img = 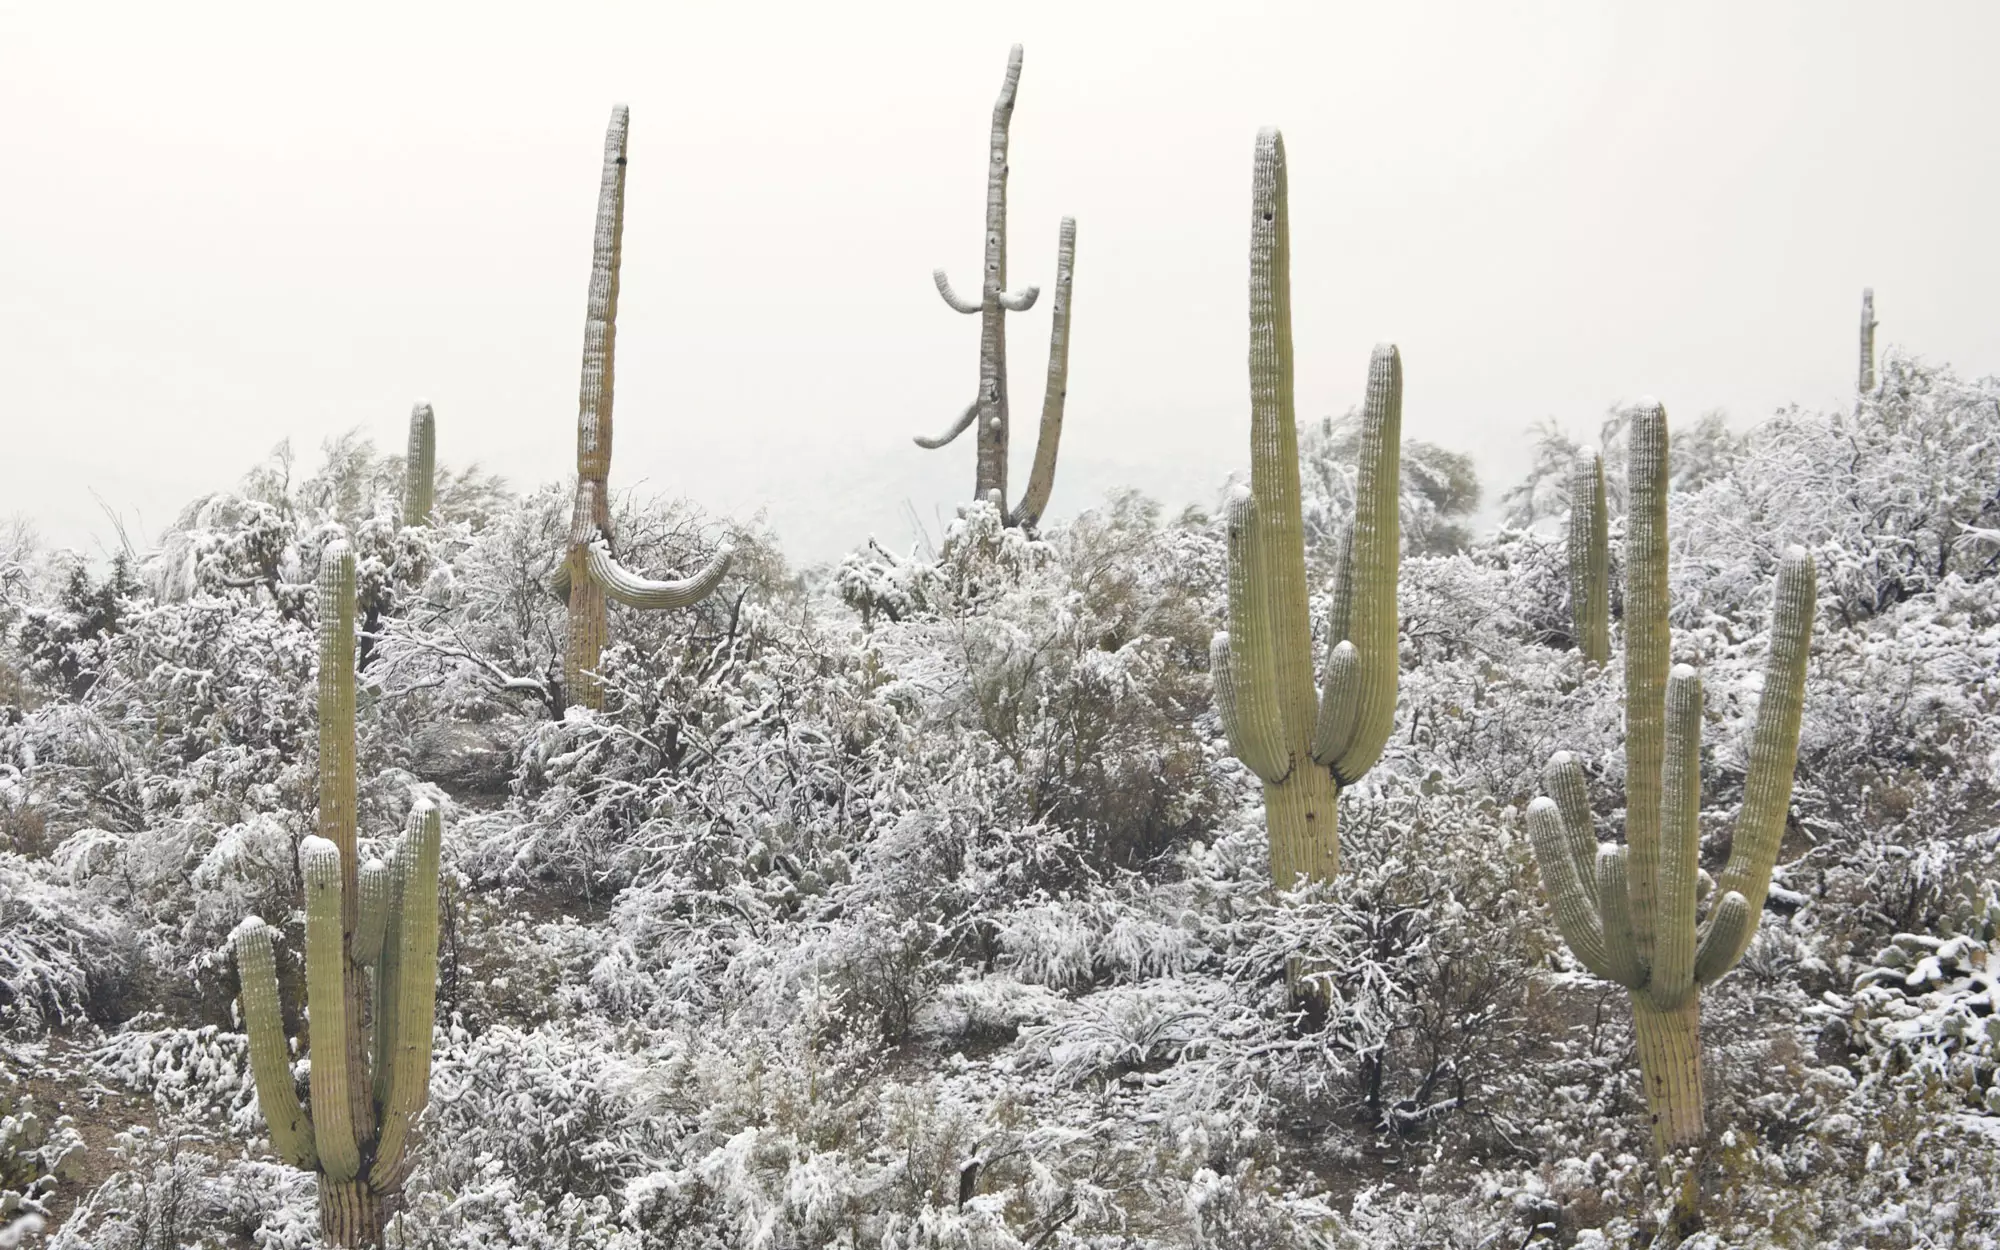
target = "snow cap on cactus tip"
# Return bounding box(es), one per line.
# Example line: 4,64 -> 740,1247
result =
1527,796 -> 1560,816
1784,544 -> 1808,562
300,834 -> 339,880
1670,662 -> 1697,681
230,914 -> 271,944
1549,750 -> 1574,767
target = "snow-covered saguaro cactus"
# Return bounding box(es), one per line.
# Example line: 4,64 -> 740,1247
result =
915,45 -> 1078,530
402,402 -> 435,528
1568,448 -> 1610,664
1859,287 -> 1878,396
1527,401 -> 1817,1154
1210,128 -> 1403,890
232,542 -> 444,1246
561,105 -> 733,710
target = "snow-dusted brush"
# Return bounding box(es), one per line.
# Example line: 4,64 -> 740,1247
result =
1210,128 -> 1403,891
231,541 -> 443,1247
554,106 -> 734,711
914,44 -> 1077,531
1527,401 -> 1818,1155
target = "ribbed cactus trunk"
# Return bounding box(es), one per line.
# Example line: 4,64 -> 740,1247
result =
1211,129 -> 1402,890
233,540 -> 446,1248
1526,400 -> 1817,1156
558,107 -> 732,712
403,403 -> 435,528
915,45 -> 1077,529
1568,450 -> 1610,665
1859,287 -> 1877,396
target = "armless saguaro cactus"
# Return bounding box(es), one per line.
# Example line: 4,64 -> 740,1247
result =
1859,287 -> 1878,396
402,403 -> 435,527
1568,449 -> 1610,664
1210,129 -> 1403,889
914,45 -> 1078,529
233,541 -> 444,1246
561,106 -> 733,711
1528,402 -> 1816,1154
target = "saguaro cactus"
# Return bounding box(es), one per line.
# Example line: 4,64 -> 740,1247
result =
1859,287 -> 1878,396
1528,402 -> 1816,1153
561,106 -> 733,711
233,541 -> 444,1246
914,45 -> 1077,529
403,402 -> 435,527
1568,449 -> 1610,664
1210,129 -> 1403,889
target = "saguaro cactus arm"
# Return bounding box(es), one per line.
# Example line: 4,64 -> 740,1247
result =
370,802 -> 442,1188
1651,665 -> 1704,1010
1009,216 -> 1076,530
997,285 -> 1040,312
915,401 -> 979,450
934,269 -> 981,315
232,917 -> 317,1170
585,536 -> 734,610
300,837 -> 360,1182
403,403 -> 436,527
1216,493 -> 1290,785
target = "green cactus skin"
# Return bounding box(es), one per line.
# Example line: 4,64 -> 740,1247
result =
1568,450 -> 1610,664
231,917 -> 316,1170
562,106 -> 733,712
1859,287 -> 1877,395
403,402 -> 435,527
915,46 -> 1077,529
231,537 -> 449,1246
1210,128 -> 1403,890
1526,400 -> 1818,1154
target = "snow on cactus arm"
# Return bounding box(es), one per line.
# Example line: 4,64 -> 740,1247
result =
300,836 -> 360,1182
370,801 -> 442,1189
231,916 -> 316,1170
585,536 -> 734,611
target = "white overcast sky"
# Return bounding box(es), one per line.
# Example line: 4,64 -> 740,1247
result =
4,1 -> 1996,566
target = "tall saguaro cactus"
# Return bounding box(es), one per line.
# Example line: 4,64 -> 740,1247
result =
1568,449 -> 1610,664
561,106 -> 733,711
402,402 -> 435,527
233,541 -> 444,1246
1528,402 -> 1817,1153
914,45 -> 1078,529
1859,287 -> 1878,396
1210,129 -> 1403,889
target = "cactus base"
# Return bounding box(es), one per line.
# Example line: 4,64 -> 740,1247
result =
1633,994 -> 1705,1153
319,1178 -> 388,1248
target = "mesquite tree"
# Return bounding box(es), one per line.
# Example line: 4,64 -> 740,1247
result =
914,44 -> 1077,529
232,541 -> 443,1246
560,106 -> 733,711
1527,401 -> 1817,1153
1210,128 -> 1403,890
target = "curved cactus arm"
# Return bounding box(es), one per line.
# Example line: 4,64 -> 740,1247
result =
1009,217 -> 1076,529
404,402 -> 436,527
1709,547 -> 1817,972
1308,641 -> 1360,767
1327,345 -> 1403,785
585,537 -> 733,611
1568,449 -> 1610,664
1650,665 -> 1704,1009
1218,491 -> 1291,783
1543,752 -> 1600,908
934,269 -> 981,315
1623,401 -> 1671,970
1693,890 -> 1752,986
997,285 -> 1040,312
353,858 -> 391,969
370,802 -> 442,1189
1527,798 -> 1617,980
1596,845 -> 1646,989
232,917 -> 317,1171
300,837 -> 360,1182
548,561 -> 573,604
916,401 -> 980,450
